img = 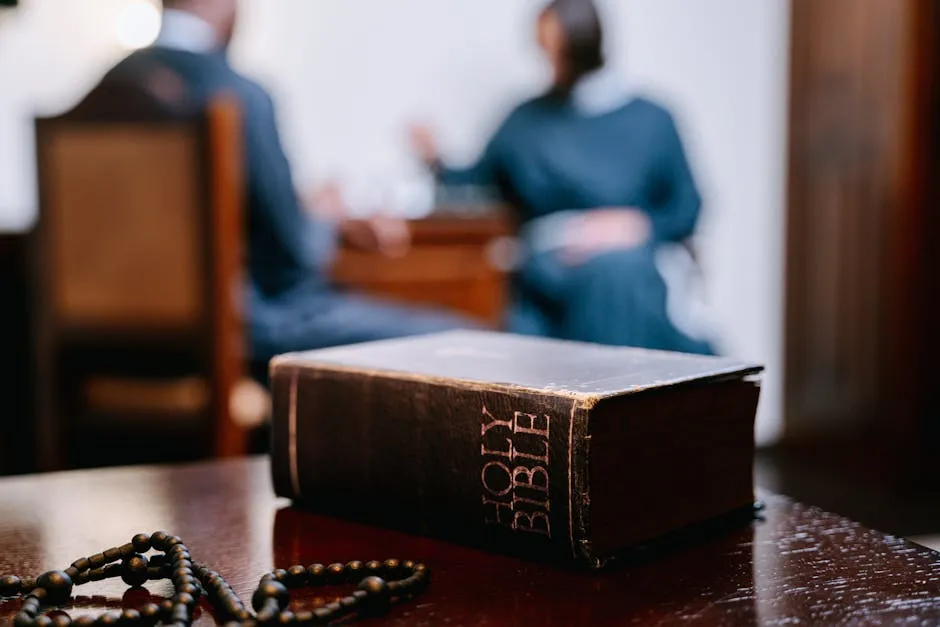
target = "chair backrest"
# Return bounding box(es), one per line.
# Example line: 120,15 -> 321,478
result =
38,117 -> 209,332
33,67 -> 248,461
36,75 -> 242,334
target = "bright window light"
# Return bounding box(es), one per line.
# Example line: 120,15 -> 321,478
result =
115,0 -> 161,50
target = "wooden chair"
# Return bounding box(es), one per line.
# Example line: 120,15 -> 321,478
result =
33,70 -> 260,471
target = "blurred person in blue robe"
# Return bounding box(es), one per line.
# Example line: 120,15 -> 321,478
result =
412,0 -> 714,354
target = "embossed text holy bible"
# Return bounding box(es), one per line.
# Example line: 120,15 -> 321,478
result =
270,331 -> 763,568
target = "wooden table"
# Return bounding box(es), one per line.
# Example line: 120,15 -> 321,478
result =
332,214 -> 513,328
1,457 -> 939,625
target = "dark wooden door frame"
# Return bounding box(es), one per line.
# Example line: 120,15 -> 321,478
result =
783,0 -> 939,488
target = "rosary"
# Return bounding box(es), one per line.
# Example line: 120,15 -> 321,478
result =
0,531 -> 429,626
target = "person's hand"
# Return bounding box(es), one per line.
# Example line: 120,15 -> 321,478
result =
340,215 -> 412,258
302,181 -> 346,220
409,123 -> 440,168
302,181 -> 411,257
561,208 -> 651,265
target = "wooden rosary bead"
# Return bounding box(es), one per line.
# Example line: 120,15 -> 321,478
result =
251,581 -> 289,612
87,554 -> 106,569
172,570 -> 195,586
17,602 -> 38,621
50,615 -> 71,627
325,564 -> 345,585
120,609 -> 140,623
0,574 -> 22,596
96,611 -> 121,627
120,555 -> 149,588
149,532 -> 169,549
285,566 -> 305,587
255,598 -> 280,624
382,559 -> 401,578
36,570 -> 73,605
138,603 -> 160,622
178,582 -> 201,598
414,563 -> 429,577
102,548 -> 122,562
304,565 -> 325,585
131,534 -> 151,553
175,592 -> 197,609
169,547 -> 189,559
343,561 -> 364,583
227,605 -> 250,621
270,569 -> 288,583
363,561 -> 382,575
170,604 -> 190,623
71,616 -> 95,627
212,584 -> 230,601
356,576 -> 390,615
70,559 -> 91,573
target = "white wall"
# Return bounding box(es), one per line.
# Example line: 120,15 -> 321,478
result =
0,0 -> 132,231
0,0 -> 790,444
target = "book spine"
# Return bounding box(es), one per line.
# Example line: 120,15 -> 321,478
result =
269,358 -> 592,565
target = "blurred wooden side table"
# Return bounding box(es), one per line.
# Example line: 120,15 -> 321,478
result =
332,210 -> 514,327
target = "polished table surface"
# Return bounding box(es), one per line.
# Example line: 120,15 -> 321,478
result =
1,457 -> 939,626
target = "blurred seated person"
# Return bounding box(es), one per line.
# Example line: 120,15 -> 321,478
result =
412,0 -> 713,354
96,0 -> 473,378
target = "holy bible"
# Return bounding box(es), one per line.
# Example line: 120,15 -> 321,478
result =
270,331 -> 763,569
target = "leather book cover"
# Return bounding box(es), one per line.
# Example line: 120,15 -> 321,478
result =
270,330 -> 763,568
